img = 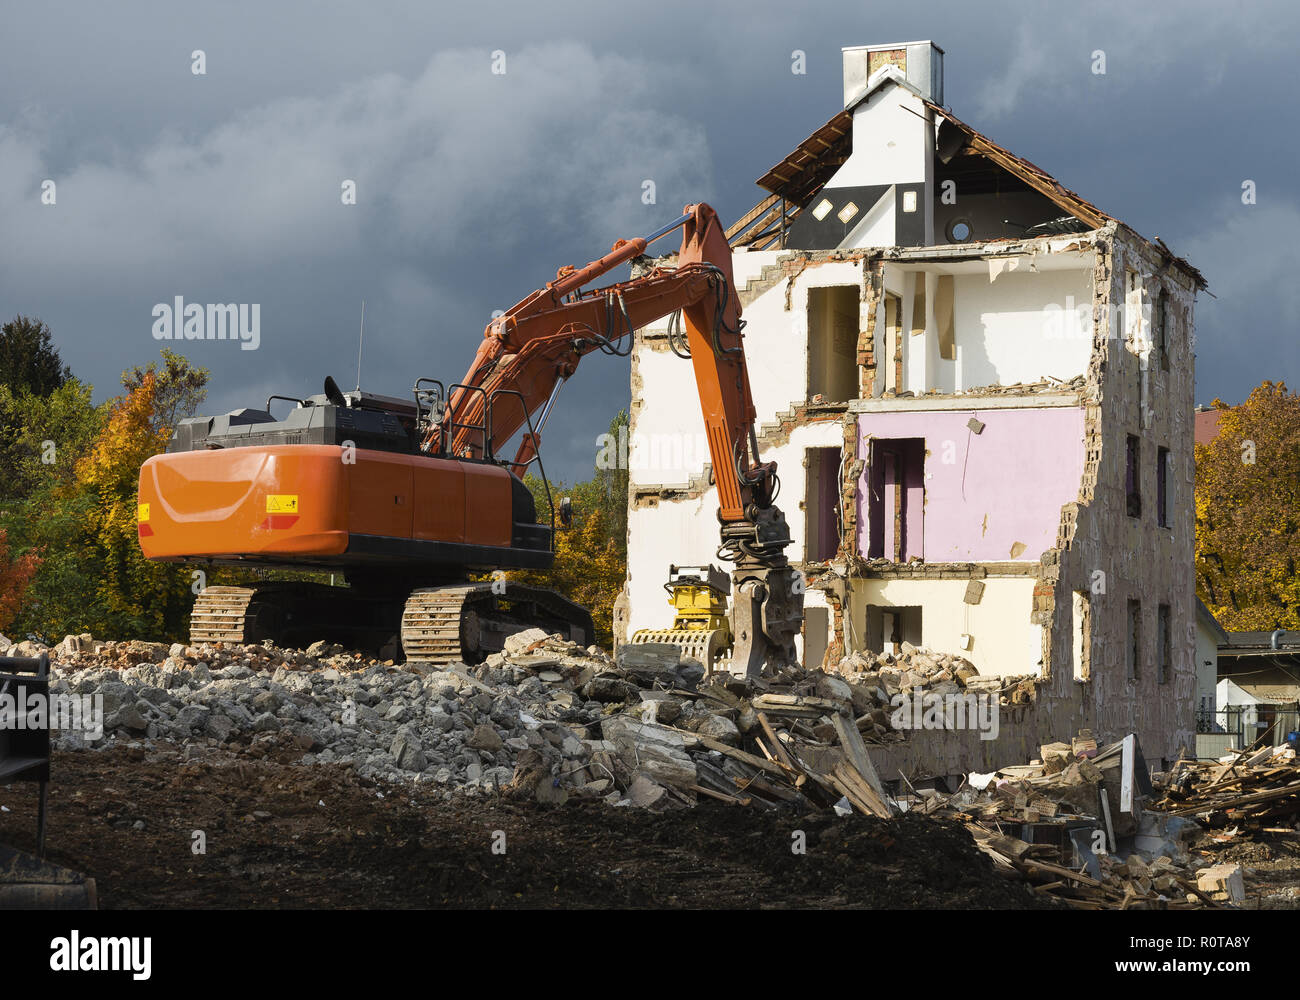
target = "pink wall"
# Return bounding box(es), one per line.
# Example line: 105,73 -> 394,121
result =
856,407 -> 1086,562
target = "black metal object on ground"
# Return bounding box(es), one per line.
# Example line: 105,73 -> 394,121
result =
0,653 -> 51,857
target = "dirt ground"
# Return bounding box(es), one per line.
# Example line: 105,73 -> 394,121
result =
1188,828 -> 1300,907
0,740 -> 1054,909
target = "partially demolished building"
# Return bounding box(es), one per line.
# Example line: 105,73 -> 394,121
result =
622,41 -> 1206,774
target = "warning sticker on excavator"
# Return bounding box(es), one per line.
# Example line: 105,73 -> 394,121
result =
137,503 -> 150,523
265,494 -> 299,514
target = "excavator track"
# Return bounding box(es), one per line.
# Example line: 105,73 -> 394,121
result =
401,582 -> 594,665
191,583 -> 406,652
189,581 -> 594,666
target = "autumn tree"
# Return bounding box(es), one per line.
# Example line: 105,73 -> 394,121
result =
0,529 -> 41,633
76,364 -> 209,639
511,410 -> 630,648
123,347 -> 210,437
1196,381 -> 1300,630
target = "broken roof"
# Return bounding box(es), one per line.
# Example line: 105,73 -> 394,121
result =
737,94 -> 1207,290
754,109 -> 853,210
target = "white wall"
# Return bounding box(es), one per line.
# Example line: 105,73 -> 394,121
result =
625,421 -> 843,651
885,262 -> 1093,393
849,576 -> 1044,677
831,85 -> 929,189
844,190 -> 896,250
630,259 -> 862,489
1195,617 -> 1220,716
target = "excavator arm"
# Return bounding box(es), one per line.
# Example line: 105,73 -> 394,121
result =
429,203 -> 803,674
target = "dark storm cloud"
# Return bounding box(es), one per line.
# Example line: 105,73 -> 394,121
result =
1,0 -> 1296,480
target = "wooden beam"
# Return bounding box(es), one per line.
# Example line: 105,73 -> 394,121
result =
725,193 -> 780,240
832,712 -> 889,806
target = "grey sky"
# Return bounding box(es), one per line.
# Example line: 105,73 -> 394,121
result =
2,0 -> 1296,482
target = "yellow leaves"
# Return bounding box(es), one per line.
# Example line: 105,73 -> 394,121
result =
78,370 -> 170,495
1196,381 -> 1300,631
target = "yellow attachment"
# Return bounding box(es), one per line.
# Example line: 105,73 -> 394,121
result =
629,627 -> 731,674
667,582 -> 730,631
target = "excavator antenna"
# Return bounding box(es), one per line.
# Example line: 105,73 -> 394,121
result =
354,300 -> 366,391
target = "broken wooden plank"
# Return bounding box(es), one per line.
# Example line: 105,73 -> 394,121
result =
832,711 -> 889,806
756,711 -> 800,773
1171,779 -> 1300,817
826,770 -> 881,818
689,783 -> 750,806
673,727 -> 790,778
831,760 -> 891,818
733,772 -> 801,804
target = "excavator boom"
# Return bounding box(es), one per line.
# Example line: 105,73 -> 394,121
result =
430,203 -> 802,672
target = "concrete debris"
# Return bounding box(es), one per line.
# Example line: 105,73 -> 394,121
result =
32,631 -> 724,805
1196,863 -> 1245,905
831,647 -> 1041,736
28,630 -> 1262,907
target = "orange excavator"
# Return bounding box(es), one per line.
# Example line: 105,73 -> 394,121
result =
137,204 -> 803,675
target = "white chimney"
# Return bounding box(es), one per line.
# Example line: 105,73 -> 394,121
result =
842,41 -> 944,108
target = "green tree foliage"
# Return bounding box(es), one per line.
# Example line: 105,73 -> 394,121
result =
512,410 -> 630,647
124,347 -> 210,437
1196,381 -> 1300,630
0,316 -> 80,503
0,315 -> 71,396
0,378 -> 101,502
1,337 -> 212,642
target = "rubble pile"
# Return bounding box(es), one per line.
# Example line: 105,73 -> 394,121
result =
1156,743 -> 1300,831
832,644 -> 1041,728
4,631 -> 1271,907
7,632 -> 1016,812
909,734 -> 1230,909
10,631 -> 799,805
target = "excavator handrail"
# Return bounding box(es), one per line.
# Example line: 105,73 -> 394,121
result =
442,382 -> 491,459
489,386 -> 556,546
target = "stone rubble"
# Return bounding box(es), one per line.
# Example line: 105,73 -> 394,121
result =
11,631 -> 1046,812
22,633 -> 731,807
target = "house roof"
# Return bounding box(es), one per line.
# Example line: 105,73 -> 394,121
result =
754,109 -> 854,211
1197,598 -> 1229,645
924,101 -> 1112,232
735,88 -> 1208,291
1220,630 -> 1300,655
1195,407 -> 1223,445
